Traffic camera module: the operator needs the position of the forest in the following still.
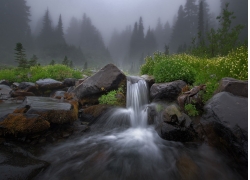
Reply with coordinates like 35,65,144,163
0,0,248,71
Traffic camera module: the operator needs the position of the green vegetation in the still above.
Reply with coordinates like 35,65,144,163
192,3,244,58
184,104,199,117
140,45,248,102
98,87,124,106
0,64,82,83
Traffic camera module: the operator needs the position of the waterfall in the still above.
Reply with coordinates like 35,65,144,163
37,76,242,180
126,76,149,127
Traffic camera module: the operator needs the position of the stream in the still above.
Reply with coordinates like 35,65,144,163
36,76,244,180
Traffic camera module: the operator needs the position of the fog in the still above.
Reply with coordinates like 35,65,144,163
4,0,246,69
26,0,220,44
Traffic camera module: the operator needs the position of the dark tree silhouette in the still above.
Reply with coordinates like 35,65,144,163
15,43,28,68
0,0,31,63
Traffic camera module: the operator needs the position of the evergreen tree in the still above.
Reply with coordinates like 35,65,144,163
15,43,28,68
78,13,112,66
29,54,38,67
208,3,244,56
198,0,205,45
144,27,157,55
69,60,73,68
62,56,69,66
50,59,55,65
137,17,145,51
154,18,165,51
169,5,186,53
0,0,31,63
84,62,88,70
129,22,138,59
184,0,198,47
55,14,66,45
164,45,170,55
129,17,145,61
65,17,81,46
37,8,54,49
220,0,248,42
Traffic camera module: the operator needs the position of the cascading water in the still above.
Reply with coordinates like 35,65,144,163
126,76,148,127
37,76,244,180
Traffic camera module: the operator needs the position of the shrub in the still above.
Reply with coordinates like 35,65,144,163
139,45,247,103
140,56,155,75
0,64,82,83
98,87,124,106
184,104,199,117
98,90,117,105
153,55,195,84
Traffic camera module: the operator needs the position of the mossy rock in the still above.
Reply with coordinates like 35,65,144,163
0,113,50,136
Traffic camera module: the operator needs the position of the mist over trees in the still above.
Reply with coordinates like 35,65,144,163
0,0,247,70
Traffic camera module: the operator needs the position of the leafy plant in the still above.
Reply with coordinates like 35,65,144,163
14,43,28,68
98,90,118,105
184,104,199,117
140,45,247,103
98,87,124,106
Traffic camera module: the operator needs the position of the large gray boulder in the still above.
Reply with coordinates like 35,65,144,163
216,77,248,97
150,80,186,102
0,142,49,180
36,78,65,91
0,84,12,99
202,92,247,131
73,64,126,105
196,92,248,176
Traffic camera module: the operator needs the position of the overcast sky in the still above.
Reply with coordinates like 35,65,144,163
26,0,220,44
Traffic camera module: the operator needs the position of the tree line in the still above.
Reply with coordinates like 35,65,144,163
108,0,247,71
0,0,112,68
0,0,247,71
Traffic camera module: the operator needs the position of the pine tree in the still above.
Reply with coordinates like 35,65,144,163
169,5,186,53
62,56,69,66
29,54,38,67
69,60,73,68
144,27,157,55
37,8,54,48
50,59,56,65
65,17,81,46
198,0,205,45
0,0,31,63
55,14,66,45
15,43,27,68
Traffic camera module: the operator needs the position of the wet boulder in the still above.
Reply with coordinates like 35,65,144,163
18,82,36,90
63,78,76,87
79,104,110,125
162,104,192,128
21,96,78,124
51,90,66,99
196,92,248,174
150,80,187,102
160,123,196,142
0,84,12,98
0,100,23,119
0,80,10,86
73,64,126,105
0,142,49,180
0,113,50,136
36,78,65,95
215,77,248,97
10,90,35,99
141,75,155,88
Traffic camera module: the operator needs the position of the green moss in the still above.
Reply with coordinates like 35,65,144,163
0,114,50,135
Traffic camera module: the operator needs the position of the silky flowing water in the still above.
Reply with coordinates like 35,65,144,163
37,77,244,180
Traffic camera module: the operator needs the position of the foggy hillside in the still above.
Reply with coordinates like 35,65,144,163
0,0,247,71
